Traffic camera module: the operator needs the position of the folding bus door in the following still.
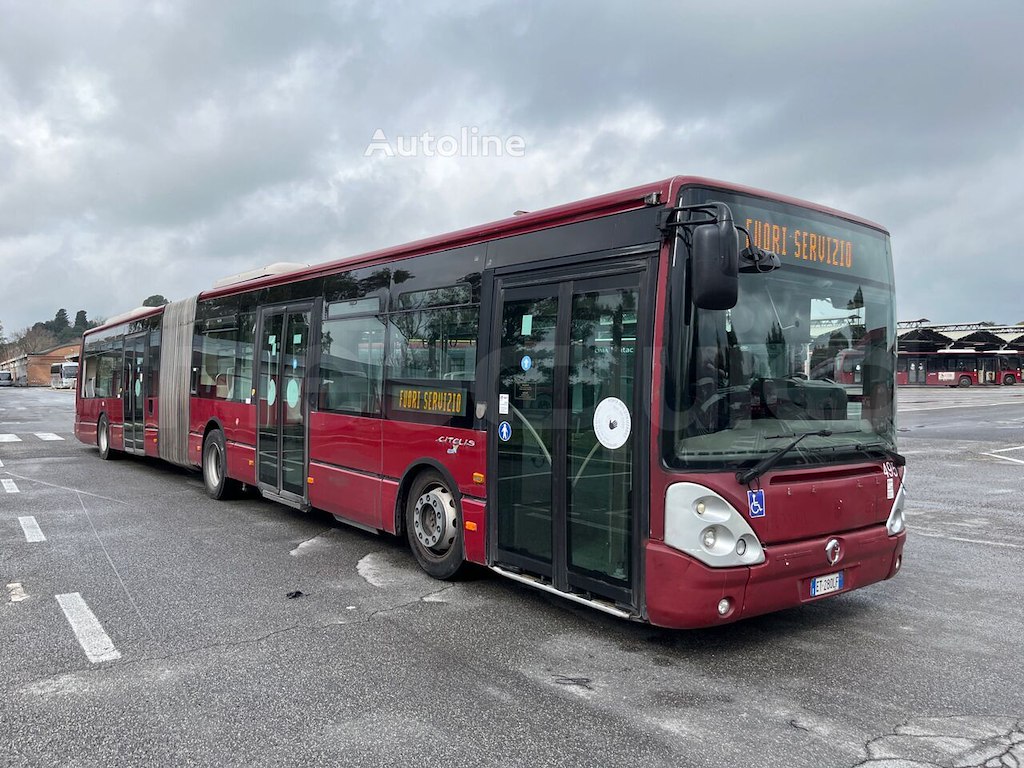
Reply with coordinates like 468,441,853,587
256,304,314,504
491,266,646,609
122,334,147,455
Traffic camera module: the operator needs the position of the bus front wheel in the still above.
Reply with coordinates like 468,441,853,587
405,470,465,580
97,416,117,460
958,376,972,388
1004,374,1016,386
203,429,238,500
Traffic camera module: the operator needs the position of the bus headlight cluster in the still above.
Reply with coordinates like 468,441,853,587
664,483,765,568
886,470,907,536
702,527,717,549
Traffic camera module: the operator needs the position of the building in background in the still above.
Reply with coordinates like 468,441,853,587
0,343,81,387
895,322,1024,386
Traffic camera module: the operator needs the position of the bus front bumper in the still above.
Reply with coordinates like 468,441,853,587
644,526,906,629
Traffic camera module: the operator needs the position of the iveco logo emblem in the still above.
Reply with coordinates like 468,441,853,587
825,538,842,566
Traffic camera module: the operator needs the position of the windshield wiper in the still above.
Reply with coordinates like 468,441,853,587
853,443,907,466
736,429,856,486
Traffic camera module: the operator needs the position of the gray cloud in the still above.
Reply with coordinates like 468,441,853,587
2,0,1022,331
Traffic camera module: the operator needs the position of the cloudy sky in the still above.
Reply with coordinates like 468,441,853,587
1,0,1022,334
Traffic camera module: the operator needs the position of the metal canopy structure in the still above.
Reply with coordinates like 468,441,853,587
897,322,1024,352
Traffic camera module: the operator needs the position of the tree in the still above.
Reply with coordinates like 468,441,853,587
74,310,89,329
143,294,169,307
13,326,59,354
53,308,70,333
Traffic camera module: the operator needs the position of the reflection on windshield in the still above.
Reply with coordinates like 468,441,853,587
668,258,896,471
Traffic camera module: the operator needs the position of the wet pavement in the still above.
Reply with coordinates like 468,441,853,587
1,386,1022,767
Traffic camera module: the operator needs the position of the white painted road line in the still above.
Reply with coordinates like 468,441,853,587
981,452,1024,466
6,583,28,602
0,458,4,467
18,516,46,542
913,529,1024,550
900,401,1024,412
0,434,22,442
55,593,122,663
2,479,19,493
34,433,64,441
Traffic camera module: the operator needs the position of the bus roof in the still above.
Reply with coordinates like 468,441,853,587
86,175,889,334
83,305,164,339
198,176,889,303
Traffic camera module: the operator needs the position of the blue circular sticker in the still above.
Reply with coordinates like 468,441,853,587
498,421,513,442
520,355,533,371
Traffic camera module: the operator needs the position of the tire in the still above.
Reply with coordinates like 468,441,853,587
203,429,238,500
405,470,465,580
97,415,116,460
958,376,972,388
1004,374,1016,386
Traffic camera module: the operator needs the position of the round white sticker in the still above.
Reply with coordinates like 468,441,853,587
267,379,277,407
286,378,300,409
593,397,631,450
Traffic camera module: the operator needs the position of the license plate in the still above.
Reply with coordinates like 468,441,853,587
810,571,844,597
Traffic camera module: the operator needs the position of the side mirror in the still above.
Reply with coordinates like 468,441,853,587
690,203,739,310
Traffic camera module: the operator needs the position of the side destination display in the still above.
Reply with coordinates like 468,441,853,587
392,384,467,417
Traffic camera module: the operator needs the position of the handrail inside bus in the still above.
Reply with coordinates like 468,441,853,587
509,404,552,466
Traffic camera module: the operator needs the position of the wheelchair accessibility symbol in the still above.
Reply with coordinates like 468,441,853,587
747,489,766,519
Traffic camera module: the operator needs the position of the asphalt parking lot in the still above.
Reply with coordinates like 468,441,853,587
2,386,1023,768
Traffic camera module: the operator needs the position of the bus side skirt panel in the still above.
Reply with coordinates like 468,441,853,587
110,423,125,452
307,461,380,531
144,427,160,457
381,478,400,535
461,496,486,565
226,441,257,487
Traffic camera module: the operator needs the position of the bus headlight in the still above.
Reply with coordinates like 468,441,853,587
664,483,765,567
886,471,907,536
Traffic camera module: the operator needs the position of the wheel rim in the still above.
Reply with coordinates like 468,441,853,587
413,485,457,554
99,423,108,453
205,443,222,488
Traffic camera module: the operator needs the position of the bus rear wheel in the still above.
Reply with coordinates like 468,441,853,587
1004,374,1016,385
203,429,238,500
958,376,972,388
97,415,117,460
405,470,465,580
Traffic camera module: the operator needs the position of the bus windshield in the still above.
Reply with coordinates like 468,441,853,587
51,362,79,388
666,189,897,472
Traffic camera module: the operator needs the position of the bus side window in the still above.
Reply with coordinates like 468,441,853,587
83,354,98,398
195,315,238,400
319,315,386,416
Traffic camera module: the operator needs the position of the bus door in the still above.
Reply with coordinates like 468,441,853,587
491,267,645,609
256,304,314,505
122,334,147,455
908,356,927,384
980,356,997,385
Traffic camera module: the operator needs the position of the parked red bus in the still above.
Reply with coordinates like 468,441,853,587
896,349,1022,387
75,176,906,629
831,348,865,385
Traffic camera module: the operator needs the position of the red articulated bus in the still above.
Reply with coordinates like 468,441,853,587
896,349,1022,387
75,176,907,629
831,348,865,386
